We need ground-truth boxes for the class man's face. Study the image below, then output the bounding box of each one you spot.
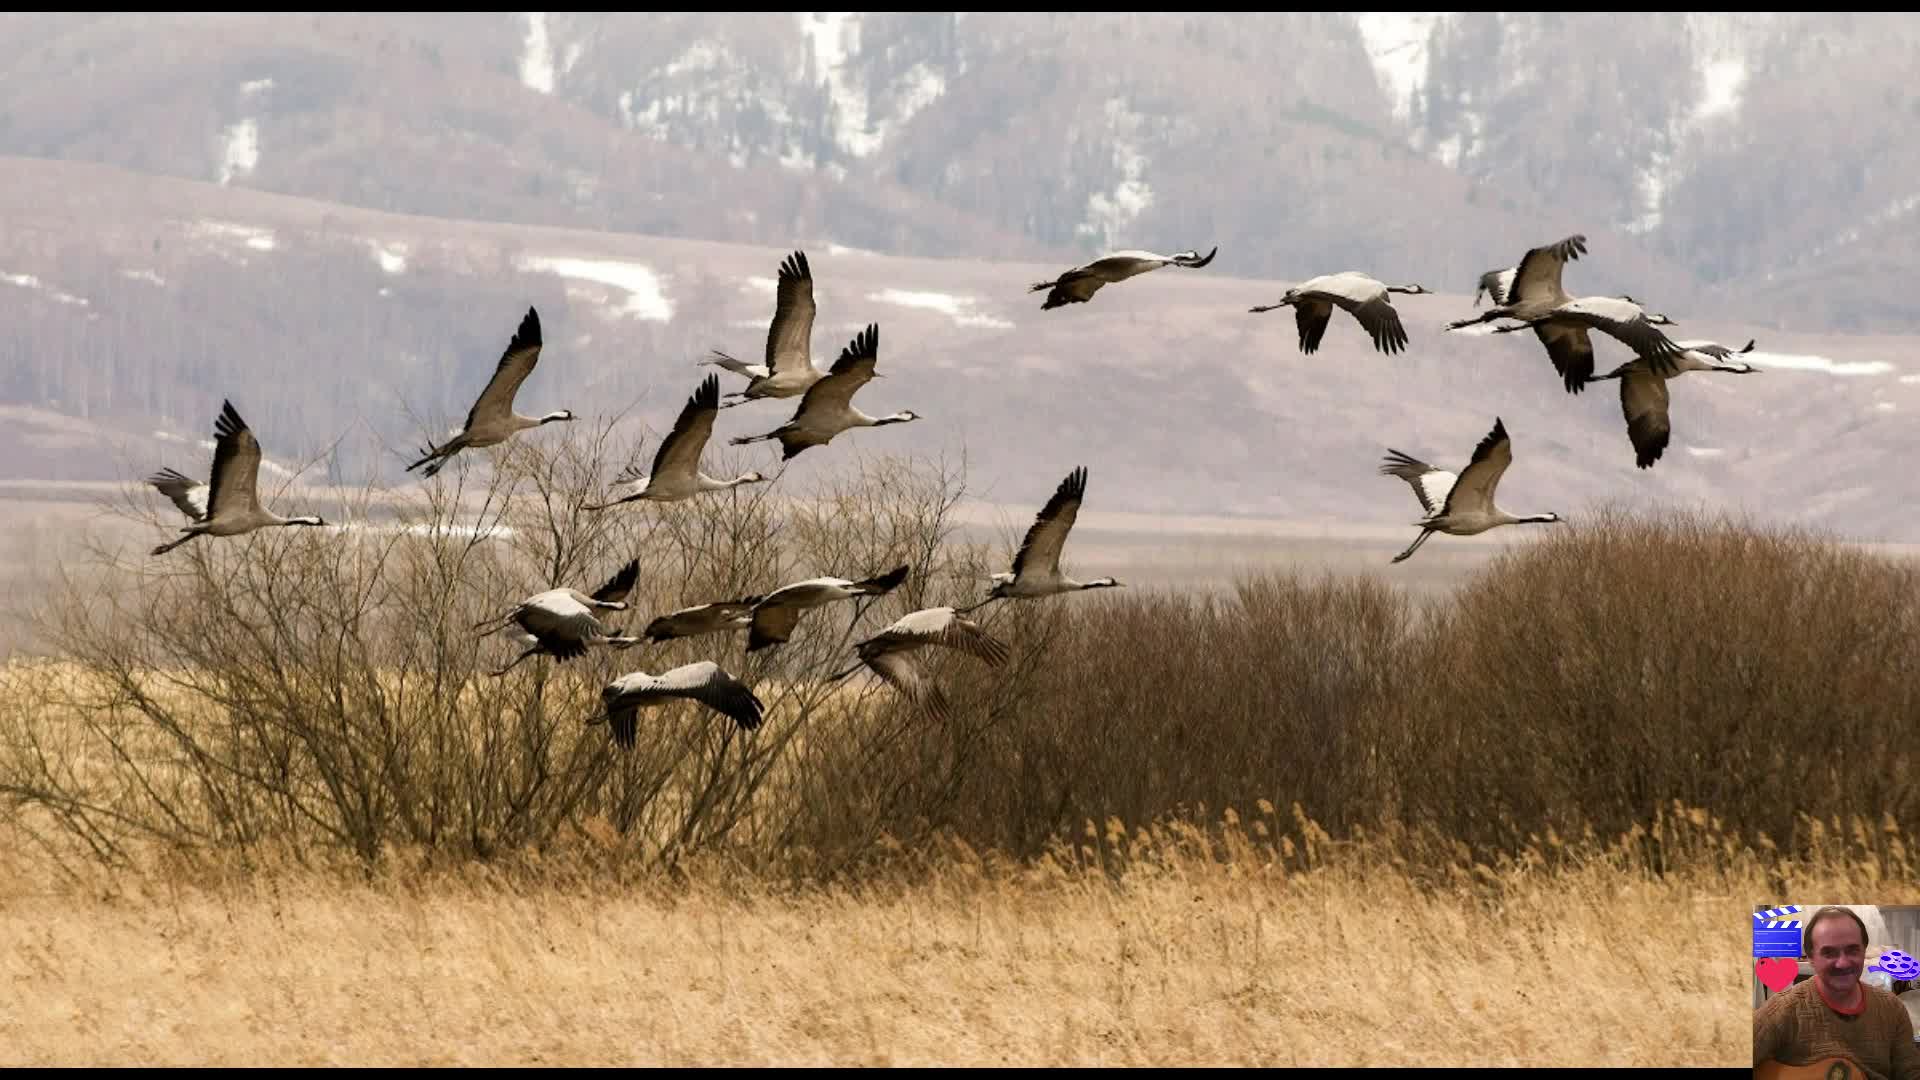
[1809,915,1866,997]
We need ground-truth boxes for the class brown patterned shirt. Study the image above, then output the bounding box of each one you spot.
[1755,978,1920,1080]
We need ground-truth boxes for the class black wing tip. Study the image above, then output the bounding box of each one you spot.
[693,373,720,409]
[1634,428,1670,469]
[863,563,910,593]
[780,250,811,281]
[841,323,879,362]
[215,399,247,438]
[1740,338,1756,353]
[548,637,586,662]
[1378,448,1422,474]
[595,559,640,602]
[1465,417,1508,463]
[516,305,541,346]
[610,711,638,750]
[980,633,1013,668]
[731,689,767,731]
[1377,323,1410,355]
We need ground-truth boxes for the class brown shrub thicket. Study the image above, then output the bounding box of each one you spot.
[4,424,1915,884]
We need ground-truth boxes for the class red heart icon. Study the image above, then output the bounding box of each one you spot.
[1757,957,1799,992]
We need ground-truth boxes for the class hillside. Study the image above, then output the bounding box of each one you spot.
[2,155,1917,544]
[4,13,1920,331]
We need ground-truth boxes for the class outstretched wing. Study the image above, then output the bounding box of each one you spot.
[148,467,208,521]
[1041,277,1102,309]
[590,559,640,605]
[464,306,544,431]
[1294,299,1334,355]
[1534,322,1596,394]
[765,251,817,378]
[795,324,880,416]
[1475,268,1516,308]
[646,374,721,485]
[1507,234,1587,307]
[1618,369,1673,470]
[1440,417,1514,519]
[746,598,807,652]
[1377,451,1456,519]
[1333,295,1409,355]
[644,598,759,642]
[205,399,264,518]
[1552,298,1685,366]
[863,650,952,725]
[1011,466,1087,580]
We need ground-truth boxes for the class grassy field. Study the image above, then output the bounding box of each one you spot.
[0,809,1820,1068]
[6,488,1919,1066]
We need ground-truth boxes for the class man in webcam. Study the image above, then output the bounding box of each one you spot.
[1755,906,1920,1079]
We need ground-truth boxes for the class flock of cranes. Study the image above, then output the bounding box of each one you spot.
[141,230,1758,743]
[141,247,1129,743]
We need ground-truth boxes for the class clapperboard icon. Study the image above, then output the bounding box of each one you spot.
[1754,905,1805,958]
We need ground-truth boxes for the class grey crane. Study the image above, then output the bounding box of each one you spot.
[745,564,910,653]
[407,307,574,478]
[593,661,766,748]
[481,559,643,677]
[1378,417,1562,565]
[729,325,920,461]
[1470,233,1589,309]
[151,400,327,556]
[1250,271,1431,355]
[963,465,1120,614]
[703,250,825,407]
[585,374,768,510]
[1030,246,1218,310]
[1587,339,1760,469]
[642,594,766,644]
[827,606,1012,724]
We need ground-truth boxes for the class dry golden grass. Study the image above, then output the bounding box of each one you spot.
[1,806,1845,1068]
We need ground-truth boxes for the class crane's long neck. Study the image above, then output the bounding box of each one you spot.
[513,410,574,431]
[698,472,761,491]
